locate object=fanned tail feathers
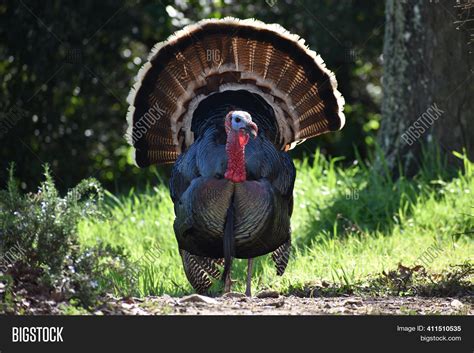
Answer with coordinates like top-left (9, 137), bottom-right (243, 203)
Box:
top-left (126, 17), bottom-right (345, 167)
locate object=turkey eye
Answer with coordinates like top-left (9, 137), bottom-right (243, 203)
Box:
top-left (235, 117), bottom-right (241, 123)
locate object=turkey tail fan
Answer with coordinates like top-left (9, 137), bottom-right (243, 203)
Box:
top-left (126, 17), bottom-right (345, 167)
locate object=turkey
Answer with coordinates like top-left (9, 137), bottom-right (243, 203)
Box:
top-left (126, 17), bottom-right (345, 296)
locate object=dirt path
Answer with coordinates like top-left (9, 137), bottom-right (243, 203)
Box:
top-left (95, 293), bottom-right (473, 315)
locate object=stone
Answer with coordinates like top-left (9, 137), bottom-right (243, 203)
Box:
top-left (178, 294), bottom-right (218, 305)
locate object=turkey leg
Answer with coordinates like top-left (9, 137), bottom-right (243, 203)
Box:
top-left (245, 258), bottom-right (253, 296)
top-left (223, 262), bottom-right (232, 293)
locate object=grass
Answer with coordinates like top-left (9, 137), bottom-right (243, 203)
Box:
top-left (78, 148), bottom-right (474, 298)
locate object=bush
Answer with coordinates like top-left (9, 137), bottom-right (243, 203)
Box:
top-left (0, 164), bottom-right (129, 310)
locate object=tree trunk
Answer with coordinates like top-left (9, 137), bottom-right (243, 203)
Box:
top-left (379, 0), bottom-right (473, 176)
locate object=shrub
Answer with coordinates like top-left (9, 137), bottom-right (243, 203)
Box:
top-left (0, 164), bottom-right (129, 310)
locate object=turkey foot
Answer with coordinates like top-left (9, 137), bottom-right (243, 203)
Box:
top-left (245, 258), bottom-right (253, 297)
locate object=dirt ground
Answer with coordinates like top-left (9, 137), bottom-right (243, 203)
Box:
top-left (94, 293), bottom-right (473, 315)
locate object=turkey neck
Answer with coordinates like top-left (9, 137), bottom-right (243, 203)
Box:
top-left (224, 130), bottom-right (248, 183)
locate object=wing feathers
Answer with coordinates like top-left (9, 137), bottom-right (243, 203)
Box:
top-left (271, 239), bottom-right (291, 276)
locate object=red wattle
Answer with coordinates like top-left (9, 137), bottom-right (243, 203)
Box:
top-left (225, 130), bottom-right (247, 183)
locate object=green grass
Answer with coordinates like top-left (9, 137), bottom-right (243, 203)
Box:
top-left (78, 149), bottom-right (474, 297)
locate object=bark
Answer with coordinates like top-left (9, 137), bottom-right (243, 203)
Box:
top-left (379, 0), bottom-right (473, 176)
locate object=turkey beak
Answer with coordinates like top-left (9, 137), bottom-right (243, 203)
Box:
top-left (245, 122), bottom-right (258, 139)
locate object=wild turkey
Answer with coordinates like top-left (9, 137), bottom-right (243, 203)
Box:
top-left (126, 18), bottom-right (345, 295)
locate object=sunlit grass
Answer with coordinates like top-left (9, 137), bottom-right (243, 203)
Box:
top-left (78, 149), bottom-right (474, 297)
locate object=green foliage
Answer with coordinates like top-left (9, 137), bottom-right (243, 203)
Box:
top-left (0, 0), bottom-right (174, 191)
top-left (0, 164), bottom-right (129, 308)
